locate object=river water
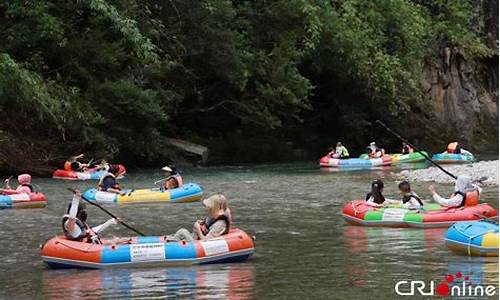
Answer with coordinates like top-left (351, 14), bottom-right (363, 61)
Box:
top-left (0, 162), bottom-right (498, 299)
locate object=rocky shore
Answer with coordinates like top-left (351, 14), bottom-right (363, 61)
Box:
top-left (396, 160), bottom-right (499, 186)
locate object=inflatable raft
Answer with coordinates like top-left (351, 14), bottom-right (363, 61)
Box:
top-left (445, 220), bottom-right (499, 257)
top-left (0, 191), bottom-right (47, 209)
top-left (41, 229), bottom-right (254, 269)
top-left (82, 183), bottom-right (203, 205)
top-left (431, 153), bottom-right (474, 164)
top-left (360, 152), bottom-right (428, 163)
top-left (342, 200), bottom-right (498, 228)
top-left (52, 165), bottom-right (126, 180)
top-left (319, 155), bottom-right (392, 168)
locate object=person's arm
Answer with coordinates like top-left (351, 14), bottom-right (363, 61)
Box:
top-left (107, 187), bottom-right (125, 195)
top-left (460, 149), bottom-right (473, 156)
top-left (194, 220), bottom-right (227, 240)
top-left (65, 195), bottom-right (80, 231)
top-left (92, 218), bottom-right (118, 234)
top-left (428, 186), bottom-right (463, 207)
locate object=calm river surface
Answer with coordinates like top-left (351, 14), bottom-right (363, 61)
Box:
top-left (0, 162), bottom-right (498, 299)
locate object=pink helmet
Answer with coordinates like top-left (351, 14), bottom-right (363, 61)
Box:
top-left (18, 174), bottom-right (31, 184)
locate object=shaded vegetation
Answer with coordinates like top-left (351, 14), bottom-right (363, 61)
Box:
top-left (0, 0), bottom-right (496, 172)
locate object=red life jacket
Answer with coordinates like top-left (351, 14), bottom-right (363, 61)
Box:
top-left (454, 190), bottom-right (480, 207)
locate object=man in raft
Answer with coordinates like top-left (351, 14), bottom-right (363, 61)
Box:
top-left (428, 175), bottom-right (481, 207)
top-left (444, 142), bottom-right (473, 156)
top-left (97, 165), bottom-right (125, 195)
top-left (62, 190), bottom-right (121, 243)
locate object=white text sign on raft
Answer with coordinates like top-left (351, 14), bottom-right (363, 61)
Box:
top-left (95, 191), bottom-right (117, 204)
top-left (200, 239), bottom-right (229, 256)
top-left (130, 243), bottom-right (165, 262)
top-left (382, 208), bottom-right (407, 222)
top-left (9, 193), bottom-right (31, 201)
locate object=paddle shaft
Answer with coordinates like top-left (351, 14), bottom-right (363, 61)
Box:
top-left (68, 188), bottom-right (145, 236)
top-left (375, 120), bottom-right (457, 180)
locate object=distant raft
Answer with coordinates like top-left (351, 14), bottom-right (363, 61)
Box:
top-left (41, 229), bottom-right (254, 269)
top-left (342, 200), bottom-right (498, 228)
top-left (360, 152), bottom-right (428, 164)
top-left (0, 191), bottom-right (47, 209)
top-left (52, 165), bottom-right (127, 180)
top-left (82, 183), bottom-right (203, 205)
top-left (445, 220), bottom-right (499, 257)
top-left (319, 155), bottom-right (392, 168)
top-left (431, 153), bottom-right (474, 164)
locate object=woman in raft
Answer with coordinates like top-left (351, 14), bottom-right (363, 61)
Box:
top-left (428, 175), bottom-right (481, 208)
top-left (168, 194), bottom-right (232, 241)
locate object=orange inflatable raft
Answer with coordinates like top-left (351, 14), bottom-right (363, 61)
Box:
top-left (0, 190), bottom-right (47, 209)
top-left (42, 229), bottom-right (254, 269)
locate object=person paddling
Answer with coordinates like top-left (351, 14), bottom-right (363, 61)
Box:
top-left (64, 154), bottom-right (89, 172)
top-left (168, 194), bottom-right (232, 241)
top-left (428, 175), bottom-right (481, 207)
top-left (161, 166), bottom-right (183, 190)
top-left (62, 190), bottom-right (121, 243)
top-left (97, 165), bottom-right (125, 195)
top-left (1, 174), bottom-right (34, 194)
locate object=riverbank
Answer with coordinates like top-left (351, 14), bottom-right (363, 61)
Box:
top-left (396, 160), bottom-right (499, 186)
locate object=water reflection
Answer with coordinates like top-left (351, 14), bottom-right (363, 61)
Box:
top-left (42, 264), bottom-right (254, 299)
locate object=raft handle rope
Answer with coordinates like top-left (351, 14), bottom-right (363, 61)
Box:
top-left (452, 224), bottom-right (496, 256)
top-left (375, 120), bottom-right (457, 180)
top-left (55, 240), bottom-right (102, 253)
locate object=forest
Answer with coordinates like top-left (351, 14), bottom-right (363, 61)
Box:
top-left (0, 0), bottom-right (497, 173)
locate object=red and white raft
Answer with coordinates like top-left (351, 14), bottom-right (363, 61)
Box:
top-left (0, 190), bottom-right (47, 209)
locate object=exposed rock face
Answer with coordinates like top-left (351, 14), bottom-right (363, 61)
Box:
top-left (422, 0), bottom-right (499, 144)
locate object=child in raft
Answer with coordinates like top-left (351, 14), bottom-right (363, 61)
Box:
top-left (365, 179), bottom-right (423, 208)
top-left (397, 180), bottom-right (424, 208)
top-left (365, 179), bottom-right (386, 207)
top-left (168, 194), bottom-right (232, 241)
top-left (0, 174), bottom-right (34, 194)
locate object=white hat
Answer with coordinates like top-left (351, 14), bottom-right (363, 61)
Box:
top-left (370, 142), bottom-right (376, 146)
top-left (162, 166), bottom-right (172, 172)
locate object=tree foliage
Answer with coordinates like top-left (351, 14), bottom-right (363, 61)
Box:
top-left (0, 0), bottom-right (495, 166)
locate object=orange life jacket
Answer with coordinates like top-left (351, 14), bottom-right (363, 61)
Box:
top-left (454, 190), bottom-right (480, 207)
top-left (64, 161), bottom-right (72, 171)
top-left (447, 142), bottom-right (459, 154)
